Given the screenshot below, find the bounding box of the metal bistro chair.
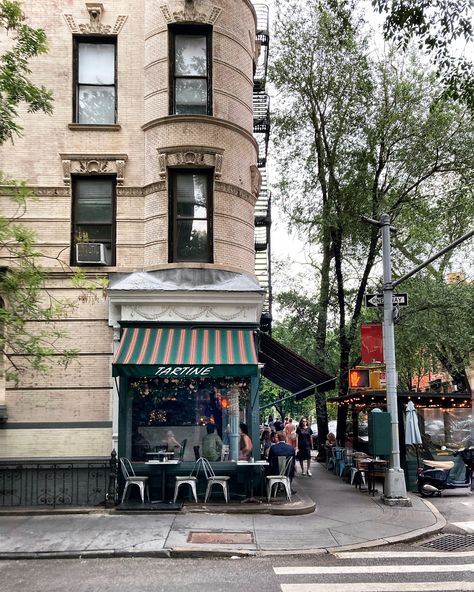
[173,457,202,503]
[266,455,293,502]
[120,457,149,504]
[178,438,187,461]
[201,457,230,503]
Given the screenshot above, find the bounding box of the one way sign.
[365,293,408,307]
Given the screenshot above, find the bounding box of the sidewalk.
[0,461,445,559]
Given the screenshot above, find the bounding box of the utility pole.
[362,215,474,504]
[380,214,408,501]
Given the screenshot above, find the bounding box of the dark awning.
[113,326,259,378]
[258,333,336,397]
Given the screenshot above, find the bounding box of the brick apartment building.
[0,0,333,506]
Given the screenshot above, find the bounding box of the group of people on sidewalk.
[260,418,315,493]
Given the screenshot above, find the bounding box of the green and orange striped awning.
[112,326,259,378]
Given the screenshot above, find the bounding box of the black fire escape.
[252,4,272,327]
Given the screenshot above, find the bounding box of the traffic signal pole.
[363,214,474,504]
[380,214,408,501]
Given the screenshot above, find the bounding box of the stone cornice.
[142,115,258,150]
[0,186,71,197]
[215,181,256,206]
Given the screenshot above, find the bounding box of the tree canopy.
[0,0,53,143]
[373,0,474,110]
[270,0,474,443]
[0,2,103,382]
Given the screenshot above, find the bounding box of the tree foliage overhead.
[0,0,53,143]
[372,0,474,109]
[270,0,474,442]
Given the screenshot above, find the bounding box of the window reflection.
[172,31,210,115]
[172,171,211,262]
[76,41,116,124]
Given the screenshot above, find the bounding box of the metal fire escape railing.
[252,3,272,318]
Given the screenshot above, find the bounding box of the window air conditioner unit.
[75,242,107,265]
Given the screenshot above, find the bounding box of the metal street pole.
[363,216,473,502]
[380,214,408,500]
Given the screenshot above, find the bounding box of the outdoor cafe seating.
[325,446,389,494]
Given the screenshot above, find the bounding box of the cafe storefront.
[108,270,336,503]
[112,325,260,463]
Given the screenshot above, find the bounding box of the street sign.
[365,293,408,307]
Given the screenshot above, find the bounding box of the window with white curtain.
[75,38,116,124]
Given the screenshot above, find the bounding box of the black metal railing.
[253,4,270,91]
[0,453,117,508]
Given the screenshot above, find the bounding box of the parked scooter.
[417,446,474,497]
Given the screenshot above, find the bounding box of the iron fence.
[0,453,117,508]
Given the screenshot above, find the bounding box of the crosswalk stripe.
[280,583,474,592]
[274,564,473,575]
[333,550,474,559]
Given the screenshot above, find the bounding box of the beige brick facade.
[0,0,263,460]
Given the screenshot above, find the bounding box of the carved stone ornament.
[250,165,262,197]
[60,154,128,186]
[160,1,222,24]
[215,181,255,206]
[129,305,250,322]
[64,3,128,35]
[158,146,224,178]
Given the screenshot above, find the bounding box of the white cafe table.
[145,459,181,502]
[236,460,269,503]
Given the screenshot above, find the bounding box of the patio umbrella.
[405,401,423,466]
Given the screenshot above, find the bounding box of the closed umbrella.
[405,401,423,466]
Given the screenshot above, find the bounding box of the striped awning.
[112,326,259,378]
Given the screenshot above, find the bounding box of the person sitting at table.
[267,432,296,493]
[201,423,223,462]
[162,430,181,453]
[260,428,272,459]
[239,422,253,460]
[326,431,337,446]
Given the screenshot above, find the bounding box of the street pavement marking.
[280,583,474,592]
[332,550,474,559]
[274,564,473,575]
[452,521,474,532]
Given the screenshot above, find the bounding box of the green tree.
[270,0,474,444]
[373,0,474,110]
[0,2,101,382]
[0,0,53,142]
[393,275,474,394]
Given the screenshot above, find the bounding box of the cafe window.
[129,376,249,461]
[169,170,213,263]
[71,176,116,266]
[74,37,117,124]
[170,26,212,115]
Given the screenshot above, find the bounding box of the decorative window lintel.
[160,1,222,25]
[158,146,224,179]
[64,3,128,35]
[60,154,128,186]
